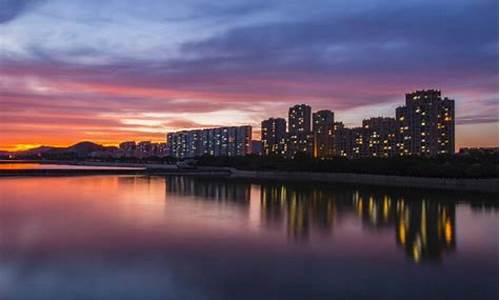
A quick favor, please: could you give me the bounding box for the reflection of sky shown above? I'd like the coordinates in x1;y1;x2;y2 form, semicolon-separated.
0;163;144;170
0;175;497;299
0;0;498;151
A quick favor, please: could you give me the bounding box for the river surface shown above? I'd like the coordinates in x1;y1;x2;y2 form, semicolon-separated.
0;162;144;170
0;173;497;300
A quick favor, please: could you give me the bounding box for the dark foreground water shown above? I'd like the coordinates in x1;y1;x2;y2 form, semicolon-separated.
0;175;497;300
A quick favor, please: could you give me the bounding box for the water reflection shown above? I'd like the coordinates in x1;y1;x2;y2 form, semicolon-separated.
165;176;496;264
0;175;497;300
166;176;251;202
394;200;455;263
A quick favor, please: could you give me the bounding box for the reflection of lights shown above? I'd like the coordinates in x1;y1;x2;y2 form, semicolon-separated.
420;201;427;247
413;236;422;263
368;197;377;223
383;196;391;221
404;209;410;230
398;222;406;245
357;198;363;216
445;219;453;245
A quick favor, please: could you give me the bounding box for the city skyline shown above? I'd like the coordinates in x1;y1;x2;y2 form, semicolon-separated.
1;0;498;151
164;89;454;159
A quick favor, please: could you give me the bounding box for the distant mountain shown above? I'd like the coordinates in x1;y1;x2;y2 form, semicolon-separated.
11;146;64;156
4;142;110;157
64;141;106;154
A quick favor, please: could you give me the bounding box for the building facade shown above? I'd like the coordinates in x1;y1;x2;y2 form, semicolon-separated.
261;117;287;156
287;104;313;157
312;110;334;159
119;141;167;157
332;122;353;158
166;126;252;159
331;90;456;159
119;141;136;154
250;140;263;155
396;90;455;156
361;117;398;157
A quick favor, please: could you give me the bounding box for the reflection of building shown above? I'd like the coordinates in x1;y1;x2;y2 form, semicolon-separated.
166;126;252;159
352;192;398;229
166;176;251;202
395;200;455;263
313;110;334;158
260;184;345;241
260;184;457;262
287;104;313;157
351;190;456;263
164;177;459;262
261;118;287;156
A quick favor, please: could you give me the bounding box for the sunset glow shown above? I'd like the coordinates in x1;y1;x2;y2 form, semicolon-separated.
0;0;498;151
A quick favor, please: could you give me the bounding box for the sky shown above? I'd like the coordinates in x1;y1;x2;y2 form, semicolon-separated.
0;0;498;151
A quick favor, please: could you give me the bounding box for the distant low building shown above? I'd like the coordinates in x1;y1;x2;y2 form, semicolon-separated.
137;141;152;154
119;141;167;157
458;147;498;156
166;126;252;159
119;141;136;153
153;142;168;157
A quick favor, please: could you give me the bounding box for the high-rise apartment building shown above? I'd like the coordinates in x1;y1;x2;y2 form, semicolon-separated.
312;110;334;158
261;117;287;156
166;126;252;159
361;117;398;157
332;122;353;158
396;90;455;156
288;104;313;157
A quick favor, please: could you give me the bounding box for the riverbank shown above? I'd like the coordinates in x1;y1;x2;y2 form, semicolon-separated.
227;169;498;193
0;160;497;193
0;168;145;177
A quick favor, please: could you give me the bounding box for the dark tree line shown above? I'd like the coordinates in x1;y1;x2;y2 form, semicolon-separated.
2;151;497;179
196;152;498;179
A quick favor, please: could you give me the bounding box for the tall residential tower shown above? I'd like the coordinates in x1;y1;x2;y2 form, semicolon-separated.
396;90;455;156
288;104;312;157
312;110;334;158
261;118;287;156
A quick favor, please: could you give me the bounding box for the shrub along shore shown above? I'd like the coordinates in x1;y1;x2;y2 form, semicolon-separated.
196;153;498;179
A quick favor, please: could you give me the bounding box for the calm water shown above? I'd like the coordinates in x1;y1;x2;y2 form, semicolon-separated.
0;163;144;170
0;175;497;300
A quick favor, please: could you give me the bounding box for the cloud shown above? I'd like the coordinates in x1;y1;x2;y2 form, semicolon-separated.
0;0;497;149
163;119;221;129
457;114;499;125
0;0;42;23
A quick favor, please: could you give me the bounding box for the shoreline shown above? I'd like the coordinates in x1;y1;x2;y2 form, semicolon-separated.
227;169;498;193
0;161;497;193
